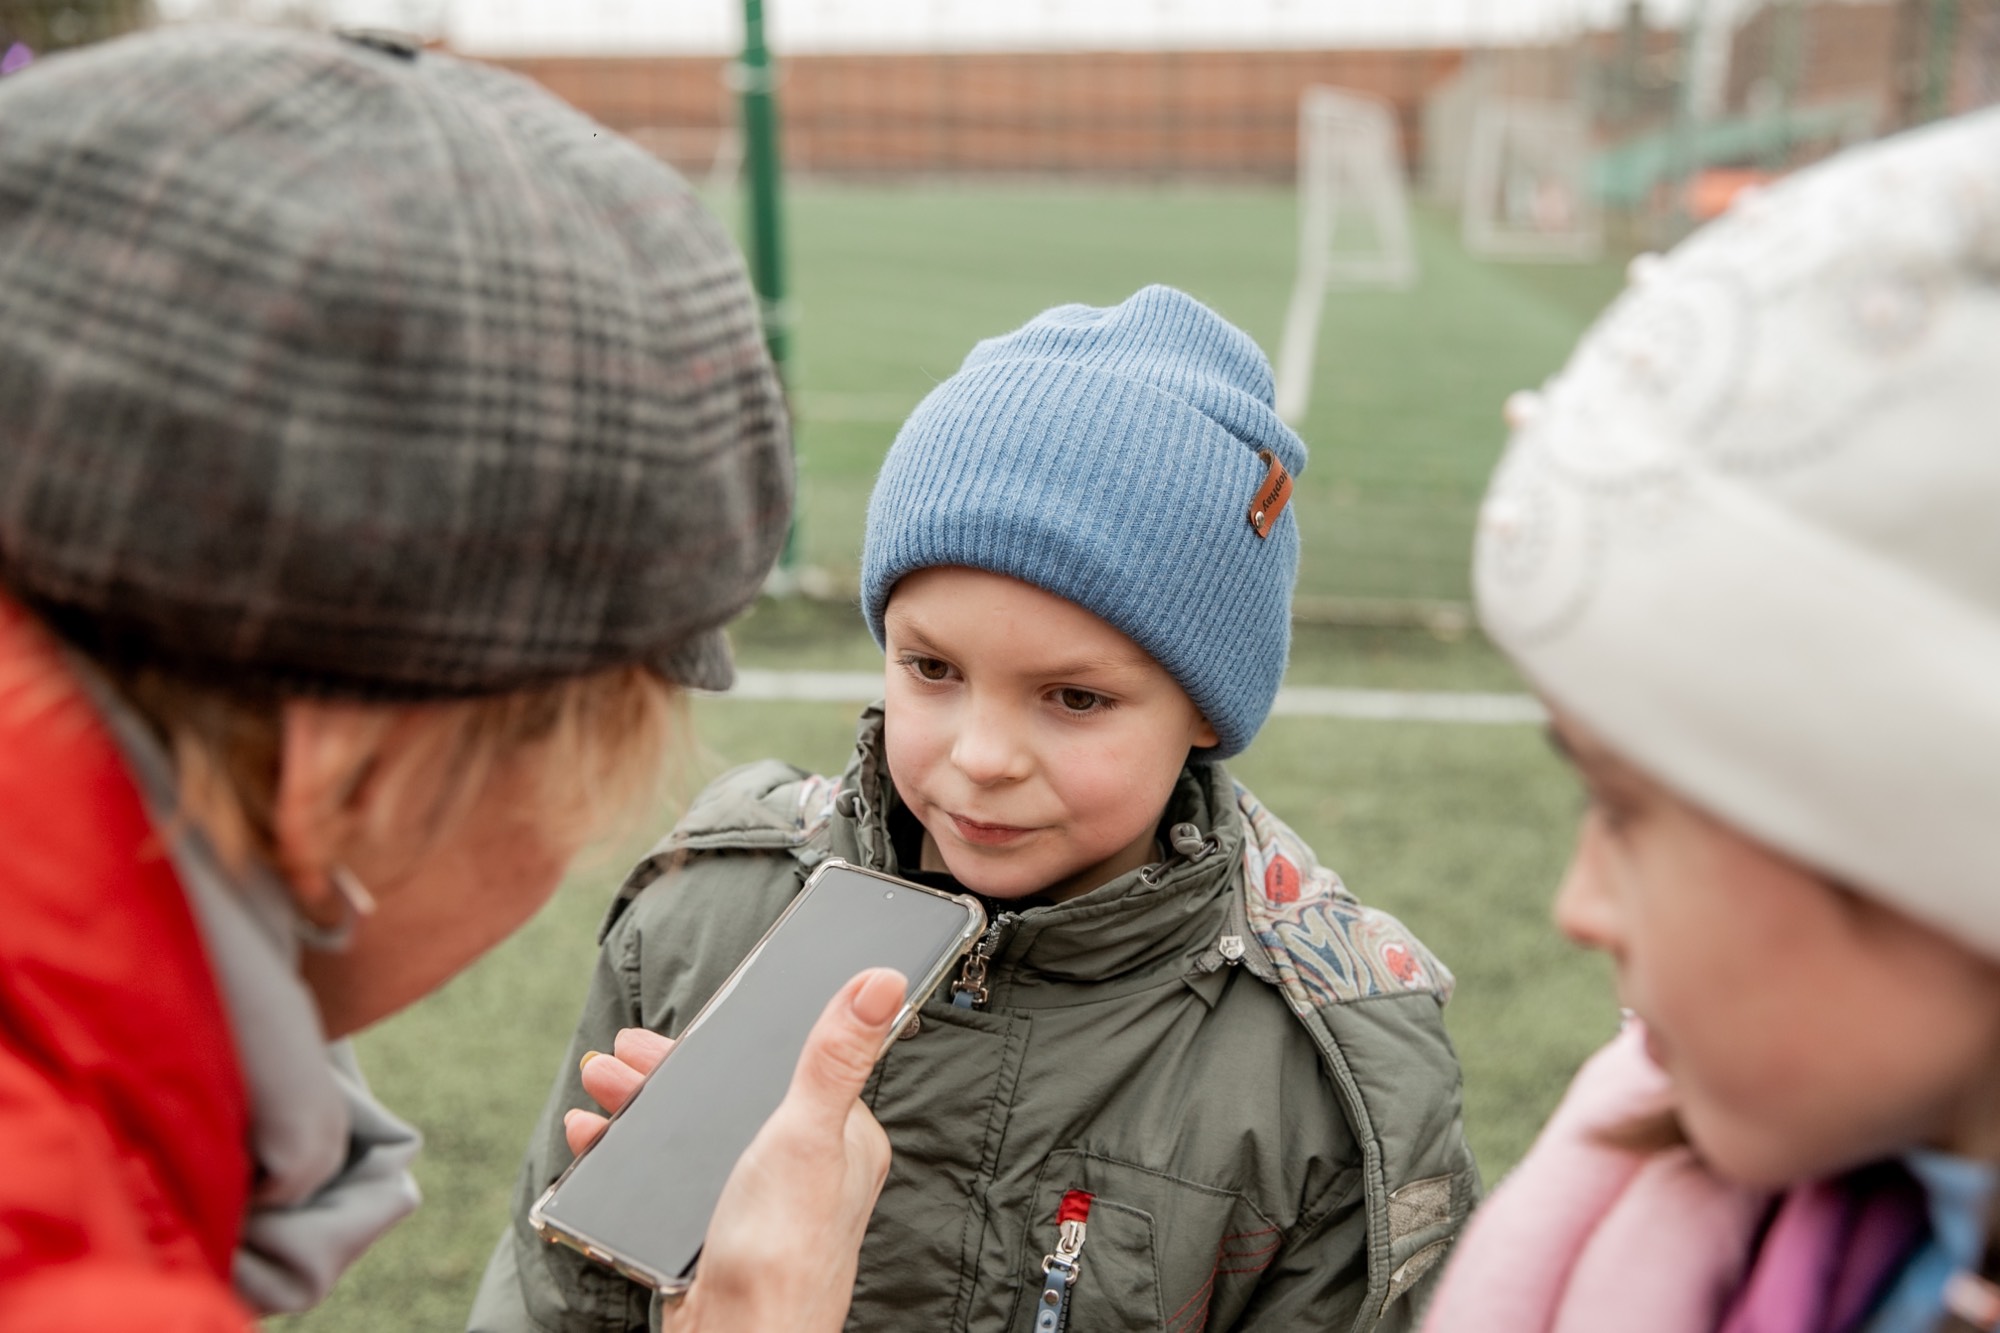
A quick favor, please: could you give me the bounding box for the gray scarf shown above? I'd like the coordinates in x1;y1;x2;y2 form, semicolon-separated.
87;681;423;1314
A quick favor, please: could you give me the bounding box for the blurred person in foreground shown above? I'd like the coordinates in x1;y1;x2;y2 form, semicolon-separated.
0;26;897;1332
475;286;1478;1333
1425;107;2000;1333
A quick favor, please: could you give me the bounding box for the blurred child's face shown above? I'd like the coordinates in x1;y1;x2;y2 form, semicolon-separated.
1549;711;2000;1187
881;567;1219;903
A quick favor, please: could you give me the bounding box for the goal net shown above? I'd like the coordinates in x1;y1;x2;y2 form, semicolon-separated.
1461;98;1602;262
1274;86;1418;424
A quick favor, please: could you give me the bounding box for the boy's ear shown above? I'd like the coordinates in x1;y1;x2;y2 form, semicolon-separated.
1191;711;1220;751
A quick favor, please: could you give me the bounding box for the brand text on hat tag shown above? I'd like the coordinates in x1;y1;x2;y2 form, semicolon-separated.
1248;450;1293;539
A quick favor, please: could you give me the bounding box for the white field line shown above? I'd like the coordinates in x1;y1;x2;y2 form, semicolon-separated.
722;669;1546;726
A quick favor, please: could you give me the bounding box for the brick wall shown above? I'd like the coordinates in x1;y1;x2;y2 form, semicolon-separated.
490;48;1464;179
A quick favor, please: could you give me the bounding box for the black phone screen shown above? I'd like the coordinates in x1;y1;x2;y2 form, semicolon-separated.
534;862;980;1287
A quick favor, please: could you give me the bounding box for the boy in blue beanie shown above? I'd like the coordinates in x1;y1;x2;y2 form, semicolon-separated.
475;286;1477;1333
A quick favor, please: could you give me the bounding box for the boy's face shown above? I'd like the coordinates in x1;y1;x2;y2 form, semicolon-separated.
881;567;1218;904
1548;710;2000;1187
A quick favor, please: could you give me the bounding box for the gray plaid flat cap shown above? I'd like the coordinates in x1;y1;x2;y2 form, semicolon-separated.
0;24;790;696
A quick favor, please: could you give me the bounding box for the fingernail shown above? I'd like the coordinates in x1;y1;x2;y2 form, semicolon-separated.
579;1050;603;1073
850;969;907;1026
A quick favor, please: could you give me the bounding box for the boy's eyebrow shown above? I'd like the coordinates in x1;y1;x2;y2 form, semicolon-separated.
1035;655;1152;681
887;620;944;655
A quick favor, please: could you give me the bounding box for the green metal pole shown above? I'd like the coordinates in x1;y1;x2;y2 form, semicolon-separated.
1772;0;1805;108
1924;0;1961;122
1767;0;1804;169
739;0;797;569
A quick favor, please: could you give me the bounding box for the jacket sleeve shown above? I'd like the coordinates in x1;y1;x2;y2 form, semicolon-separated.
0;1264;253;1333
1315;993;1482;1332
467;853;806;1333
0;1035;255;1333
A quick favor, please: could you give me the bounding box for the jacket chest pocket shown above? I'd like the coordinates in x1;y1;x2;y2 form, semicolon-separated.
1005;1151;1276;1333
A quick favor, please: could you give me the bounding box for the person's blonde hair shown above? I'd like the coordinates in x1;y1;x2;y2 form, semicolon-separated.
108;661;684;878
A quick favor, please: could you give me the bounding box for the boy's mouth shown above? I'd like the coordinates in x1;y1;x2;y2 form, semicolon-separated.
948;813;1036;847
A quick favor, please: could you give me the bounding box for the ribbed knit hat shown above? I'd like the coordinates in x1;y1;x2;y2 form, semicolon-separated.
1476;108;2000;957
862;285;1305;759
0;25;790;699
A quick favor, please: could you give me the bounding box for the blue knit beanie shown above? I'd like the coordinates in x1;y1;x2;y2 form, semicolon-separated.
861;285;1305;760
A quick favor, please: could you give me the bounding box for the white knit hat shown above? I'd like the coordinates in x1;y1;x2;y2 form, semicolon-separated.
1475;107;2000;956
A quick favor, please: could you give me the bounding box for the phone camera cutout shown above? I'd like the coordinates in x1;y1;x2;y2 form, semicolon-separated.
884;890;895;899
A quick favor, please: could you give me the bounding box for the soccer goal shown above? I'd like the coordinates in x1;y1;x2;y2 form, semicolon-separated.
1461;98;1602;262
1274;87;1418;425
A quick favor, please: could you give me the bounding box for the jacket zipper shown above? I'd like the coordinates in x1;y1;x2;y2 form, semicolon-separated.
1030;1190;1093;1332
950;912;1016;1009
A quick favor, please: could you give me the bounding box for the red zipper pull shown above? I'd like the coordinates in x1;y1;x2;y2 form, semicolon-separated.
1031;1191;1093;1333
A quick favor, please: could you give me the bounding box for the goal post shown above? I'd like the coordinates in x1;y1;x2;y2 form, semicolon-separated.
1274;86;1418;425
1461;98;1603;262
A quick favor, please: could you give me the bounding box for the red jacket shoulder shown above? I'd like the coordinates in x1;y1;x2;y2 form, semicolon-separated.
0;600;251;1322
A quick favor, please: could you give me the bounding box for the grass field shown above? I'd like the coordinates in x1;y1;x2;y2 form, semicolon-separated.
277;183;1630;1331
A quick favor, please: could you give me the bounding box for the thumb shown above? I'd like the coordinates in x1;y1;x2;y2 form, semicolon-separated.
784;968;906;1119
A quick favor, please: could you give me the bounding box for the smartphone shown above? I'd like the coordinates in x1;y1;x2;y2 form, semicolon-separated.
529;858;985;1294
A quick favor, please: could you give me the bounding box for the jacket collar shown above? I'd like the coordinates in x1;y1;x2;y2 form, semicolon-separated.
829;705;1241;998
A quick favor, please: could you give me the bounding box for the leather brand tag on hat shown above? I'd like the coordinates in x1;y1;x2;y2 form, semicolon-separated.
1248;450;1292;539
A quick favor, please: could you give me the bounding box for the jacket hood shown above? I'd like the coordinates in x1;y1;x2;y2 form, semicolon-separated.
827;705;1242;997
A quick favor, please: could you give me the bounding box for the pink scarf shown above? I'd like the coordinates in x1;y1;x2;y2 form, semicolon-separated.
1424;1027;1925;1333
1718;1164;1926;1333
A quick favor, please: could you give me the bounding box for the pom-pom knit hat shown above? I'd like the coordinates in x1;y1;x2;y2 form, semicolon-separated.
862;285;1305;760
1475;107;2000;958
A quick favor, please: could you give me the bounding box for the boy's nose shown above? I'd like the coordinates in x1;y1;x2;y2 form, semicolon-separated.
949;697;1030;785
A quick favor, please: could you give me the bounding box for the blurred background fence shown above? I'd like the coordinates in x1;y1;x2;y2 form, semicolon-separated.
481;1;2000;195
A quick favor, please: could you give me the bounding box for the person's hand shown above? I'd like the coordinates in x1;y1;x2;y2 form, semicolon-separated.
565;1027;675;1154
566;969;906;1333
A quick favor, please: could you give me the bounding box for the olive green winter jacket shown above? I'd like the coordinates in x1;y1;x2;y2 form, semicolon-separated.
470;708;1476;1333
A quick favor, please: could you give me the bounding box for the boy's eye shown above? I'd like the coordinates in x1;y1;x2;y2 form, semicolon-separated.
1055;688;1104;713
909;656;951;682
